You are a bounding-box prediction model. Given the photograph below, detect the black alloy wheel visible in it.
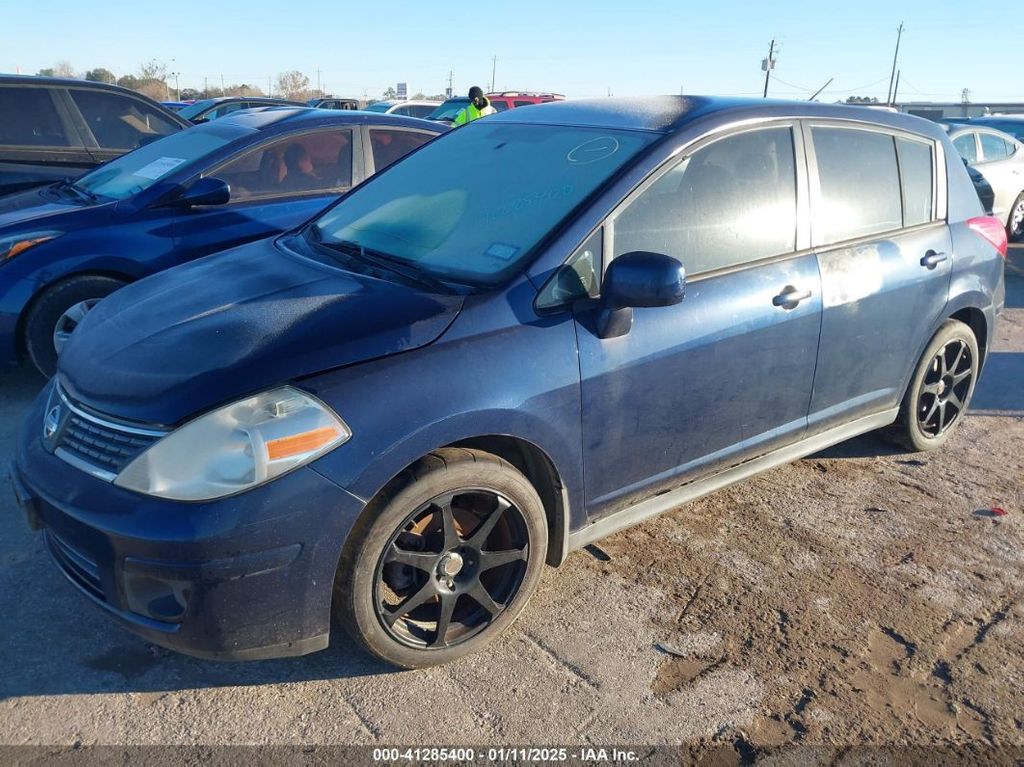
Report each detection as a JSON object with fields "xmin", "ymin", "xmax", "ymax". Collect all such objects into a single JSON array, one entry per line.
[
  {"xmin": 916, "ymin": 338, "xmax": 973, "ymax": 438},
  {"xmin": 374, "ymin": 489, "xmax": 529, "ymax": 649},
  {"xmin": 885, "ymin": 319, "xmax": 979, "ymax": 452},
  {"xmin": 336, "ymin": 447, "xmax": 548, "ymax": 668}
]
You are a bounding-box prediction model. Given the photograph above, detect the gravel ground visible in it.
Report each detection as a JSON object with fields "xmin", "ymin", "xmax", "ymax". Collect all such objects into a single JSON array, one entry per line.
[{"xmin": 0, "ymin": 247, "xmax": 1021, "ymax": 758}]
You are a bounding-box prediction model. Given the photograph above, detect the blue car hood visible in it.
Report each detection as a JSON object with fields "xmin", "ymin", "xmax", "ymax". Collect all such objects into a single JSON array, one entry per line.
[
  {"xmin": 59, "ymin": 238, "xmax": 464, "ymax": 425},
  {"xmin": 0, "ymin": 187, "xmax": 110, "ymax": 229}
]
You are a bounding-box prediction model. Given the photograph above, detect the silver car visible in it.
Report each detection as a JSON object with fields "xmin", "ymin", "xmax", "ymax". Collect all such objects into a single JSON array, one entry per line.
[{"xmin": 947, "ymin": 124, "xmax": 1024, "ymax": 239}]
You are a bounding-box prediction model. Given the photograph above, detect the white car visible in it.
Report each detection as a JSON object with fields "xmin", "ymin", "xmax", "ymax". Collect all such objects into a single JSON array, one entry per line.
[
  {"xmin": 363, "ymin": 99, "xmax": 441, "ymax": 119},
  {"xmin": 947, "ymin": 124, "xmax": 1024, "ymax": 240}
]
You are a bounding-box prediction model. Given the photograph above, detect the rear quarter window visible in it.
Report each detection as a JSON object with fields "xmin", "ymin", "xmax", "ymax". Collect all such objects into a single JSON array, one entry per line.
[{"xmin": 812, "ymin": 126, "xmax": 902, "ymax": 244}]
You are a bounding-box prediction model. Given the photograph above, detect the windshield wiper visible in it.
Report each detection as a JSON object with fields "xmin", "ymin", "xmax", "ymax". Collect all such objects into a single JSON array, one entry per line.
[
  {"xmin": 314, "ymin": 234, "xmax": 451, "ymax": 293},
  {"xmin": 55, "ymin": 179, "xmax": 99, "ymax": 204}
]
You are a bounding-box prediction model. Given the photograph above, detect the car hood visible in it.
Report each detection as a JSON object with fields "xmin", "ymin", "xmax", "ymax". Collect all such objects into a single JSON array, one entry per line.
[
  {"xmin": 0, "ymin": 186, "xmax": 109, "ymax": 230},
  {"xmin": 59, "ymin": 238, "xmax": 464, "ymax": 425}
]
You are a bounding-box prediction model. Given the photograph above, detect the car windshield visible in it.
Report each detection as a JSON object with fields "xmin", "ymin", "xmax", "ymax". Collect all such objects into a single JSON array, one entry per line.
[
  {"xmin": 310, "ymin": 123, "xmax": 656, "ymax": 286},
  {"xmin": 363, "ymin": 102, "xmax": 392, "ymax": 113},
  {"xmin": 74, "ymin": 125, "xmax": 242, "ymax": 201},
  {"xmin": 427, "ymin": 99, "xmax": 470, "ymax": 121}
]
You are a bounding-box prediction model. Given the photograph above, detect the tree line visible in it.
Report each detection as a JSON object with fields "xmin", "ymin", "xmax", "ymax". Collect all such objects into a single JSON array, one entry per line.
[{"xmin": 33, "ymin": 60, "xmax": 442, "ymax": 103}]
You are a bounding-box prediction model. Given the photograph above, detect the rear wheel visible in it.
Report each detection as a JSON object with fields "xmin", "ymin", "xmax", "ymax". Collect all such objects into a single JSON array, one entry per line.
[
  {"xmin": 335, "ymin": 448, "xmax": 547, "ymax": 668},
  {"xmin": 886, "ymin": 320, "xmax": 979, "ymax": 452},
  {"xmin": 24, "ymin": 276, "xmax": 126, "ymax": 377},
  {"xmin": 1008, "ymin": 191, "xmax": 1024, "ymax": 242}
]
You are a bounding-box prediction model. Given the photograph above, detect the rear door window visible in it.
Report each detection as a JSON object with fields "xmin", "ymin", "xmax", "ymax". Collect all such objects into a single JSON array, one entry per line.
[
  {"xmin": 896, "ymin": 137, "xmax": 934, "ymax": 227},
  {"xmin": 811, "ymin": 126, "xmax": 901, "ymax": 244},
  {"xmin": 952, "ymin": 133, "xmax": 978, "ymax": 164},
  {"xmin": 979, "ymin": 132, "xmax": 1010, "ymax": 162},
  {"xmin": 613, "ymin": 126, "xmax": 798, "ymax": 276},
  {"xmin": 69, "ymin": 89, "xmax": 180, "ymax": 150},
  {"xmin": 368, "ymin": 128, "xmax": 435, "ymax": 171},
  {"xmin": 0, "ymin": 86, "xmax": 76, "ymax": 147},
  {"xmin": 212, "ymin": 129, "xmax": 354, "ymax": 201}
]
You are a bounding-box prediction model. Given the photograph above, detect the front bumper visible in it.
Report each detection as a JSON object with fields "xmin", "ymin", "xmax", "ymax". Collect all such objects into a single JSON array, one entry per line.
[{"xmin": 13, "ymin": 387, "xmax": 367, "ymax": 660}]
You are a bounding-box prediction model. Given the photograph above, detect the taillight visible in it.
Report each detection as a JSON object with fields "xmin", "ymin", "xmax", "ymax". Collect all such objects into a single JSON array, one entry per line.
[{"xmin": 967, "ymin": 216, "xmax": 1008, "ymax": 259}]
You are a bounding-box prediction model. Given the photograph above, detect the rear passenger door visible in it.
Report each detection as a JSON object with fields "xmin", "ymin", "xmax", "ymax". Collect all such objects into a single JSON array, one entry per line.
[
  {"xmin": 805, "ymin": 122, "xmax": 952, "ymax": 432},
  {"xmin": 573, "ymin": 124, "xmax": 822, "ymax": 517}
]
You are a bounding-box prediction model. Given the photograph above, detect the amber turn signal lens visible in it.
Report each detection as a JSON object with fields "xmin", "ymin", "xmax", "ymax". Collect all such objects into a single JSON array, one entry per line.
[
  {"xmin": 5, "ymin": 236, "xmax": 56, "ymax": 260},
  {"xmin": 265, "ymin": 426, "xmax": 342, "ymax": 461}
]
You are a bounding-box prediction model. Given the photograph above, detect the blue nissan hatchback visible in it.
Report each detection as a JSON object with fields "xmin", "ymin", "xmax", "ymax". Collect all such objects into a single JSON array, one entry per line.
[
  {"xmin": 0, "ymin": 108, "xmax": 443, "ymax": 375},
  {"xmin": 14, "ymin": 97, "xmax": 1006, "ymax": 668}
]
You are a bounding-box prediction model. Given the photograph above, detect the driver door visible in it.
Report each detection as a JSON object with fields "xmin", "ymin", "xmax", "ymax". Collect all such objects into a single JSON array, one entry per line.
[{"xmin": 572, "ymin": 124, "xmax": 822, "ymax": 518}]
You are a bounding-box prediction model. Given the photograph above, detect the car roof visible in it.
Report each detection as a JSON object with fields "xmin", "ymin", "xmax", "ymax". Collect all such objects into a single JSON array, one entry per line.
[
  {"xmin": 0, "ymin": 73, "xmax": 130, "ymax": 92},
  {"xmin": 0, "ymin": 74, "xmax": 191, "ymax": 126},
  {"xmin": 972, "ymin": 115, "xmax": 1024, "ymax": 122},
  {"xmin": 214, "ymin": 106, "xmax": 447, "ymax": 132},
  {"xmin": 484, "ymin": 95, "xmax": 946, "ymax": 138}
]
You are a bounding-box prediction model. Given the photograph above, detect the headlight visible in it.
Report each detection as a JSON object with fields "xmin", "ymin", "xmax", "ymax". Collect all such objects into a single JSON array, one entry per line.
[
  {"xmin": 0, "ymin": 230, "xmax": 63, "ymax": 261},
  {"xmin": 114, "ymin": 387, "xmax": 351, "ymax": 501}
]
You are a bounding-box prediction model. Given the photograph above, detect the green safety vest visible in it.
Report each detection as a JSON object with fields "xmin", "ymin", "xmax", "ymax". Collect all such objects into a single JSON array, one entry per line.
[{"xmin": 453, "ymin": 99, "xmax": 490, "ymax": 126}]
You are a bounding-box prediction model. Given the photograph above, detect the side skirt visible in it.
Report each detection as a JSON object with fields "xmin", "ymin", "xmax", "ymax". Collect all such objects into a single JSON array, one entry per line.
[{"xmin": 566, "ymin": 408, "xmax": 899, "ymax": 552}]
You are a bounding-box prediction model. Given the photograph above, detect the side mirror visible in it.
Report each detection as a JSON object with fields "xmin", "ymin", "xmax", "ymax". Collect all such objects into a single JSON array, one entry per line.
[
  {"xmin": 596, "ymin": 251, "xmax": 686, "ymax": 339},
  {"xmin": 174, "ymin": 177, "xmax": 230, "ymax": 207}
]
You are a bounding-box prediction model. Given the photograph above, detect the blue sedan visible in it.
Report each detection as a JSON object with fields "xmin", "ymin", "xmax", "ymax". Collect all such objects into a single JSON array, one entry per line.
[{"xmin": 0, "ymin": 108, "xmax": 445, "ymax": 375}]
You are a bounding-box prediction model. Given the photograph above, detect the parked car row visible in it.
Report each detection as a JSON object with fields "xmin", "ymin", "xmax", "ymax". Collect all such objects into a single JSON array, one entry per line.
[
  {"xmin": 0, "ymin": 107, "xmax": 445, "ymax": 375},
  {"xmin": 0, "ymin": 75, "xmax": 190, "ymax": 196},
  {"xmin": 7, "ymin": 94, "xmax": 1006, "ymax": 671},
  {"xmin": 1, "ymin": 77, "xmax": 564, "ymax": 197}
]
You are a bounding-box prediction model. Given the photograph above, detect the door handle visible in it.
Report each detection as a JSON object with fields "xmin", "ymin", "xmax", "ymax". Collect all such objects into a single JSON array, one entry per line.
[
  {"xmin": 772, "ymin": 286, "xmax": 812, "ymax": 308},
  {"xmin": 920, "ymin": 250, "xmax": 948, "ymax": 269}
]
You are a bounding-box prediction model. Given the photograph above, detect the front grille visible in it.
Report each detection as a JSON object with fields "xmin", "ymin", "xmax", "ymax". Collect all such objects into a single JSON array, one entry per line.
[
  {"xmin": 46, "ymin": 531, "xmax": 105, "ymax": 602},
  {"xmin": 57, "ymin": 412, "xmax": 159, "ymax": 476},
  {"xmin": 49, "ymin": 385, "xmax": 166, "ymax": 480}
]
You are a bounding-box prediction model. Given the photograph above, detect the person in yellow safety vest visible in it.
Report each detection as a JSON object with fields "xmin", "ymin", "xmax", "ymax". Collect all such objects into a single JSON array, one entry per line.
[{"xmin": 453, "ymin": 86, "xmax": 496, "ymax": 126}]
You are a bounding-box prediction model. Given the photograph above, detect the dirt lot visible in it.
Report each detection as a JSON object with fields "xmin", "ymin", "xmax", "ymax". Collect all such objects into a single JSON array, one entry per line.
[{"xmin": 0, "ymin": 248, "xmax": 1021, "ymax": 759}]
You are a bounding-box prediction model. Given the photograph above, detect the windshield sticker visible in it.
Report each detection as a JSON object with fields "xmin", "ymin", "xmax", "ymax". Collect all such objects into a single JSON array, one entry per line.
[
  {"xmin": 485, "ymin": 243, "xmax": 520, "ymax": 261},
  {"xmin": 567, "ymin": 136, "xmax": 620, "ymax": 165},
  {"xmin": 133, "ymin": 157, "xmax": 187, "ymax": 180}
]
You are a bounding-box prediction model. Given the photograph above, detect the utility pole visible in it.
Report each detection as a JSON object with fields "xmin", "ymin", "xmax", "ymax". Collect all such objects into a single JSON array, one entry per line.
[
  {"xmin": 885, "ymin": 22, "xmax": 904, "ymax": 106},
  {"xmin": 490, "ymin": 56, "xmax": 497, "ymax": 93},
  {"xmin": 446, "ymin": 70, "xmax": 453, "ymax": 98},
  {"xmin": 808, "ymin": 77, "xmax": 833, "ymax": 101},
  {"xmin": 891, "ymin": 70, "xmax": 901, "ymax": 106},
  {"xmin": 761, "ymin": 39, "xmax": 776, "ymax": 98}
]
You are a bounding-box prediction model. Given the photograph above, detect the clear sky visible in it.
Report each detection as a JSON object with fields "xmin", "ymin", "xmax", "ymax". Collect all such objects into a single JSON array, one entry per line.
[{"xmin": 1, "ymin": 0, "xmax": 1017, "ymax": 103}]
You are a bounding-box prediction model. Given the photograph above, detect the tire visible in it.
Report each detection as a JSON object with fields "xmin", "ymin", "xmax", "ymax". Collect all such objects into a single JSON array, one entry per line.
[
  {"xmin": 885, "ymin": 319, "xmax": 979, "ymax": 452},
  {"xmin": 335, "ymin": 447, "xmax": 548, "ymax": 669},
  {"xmin": 23, "ymin": 276, "xmax": 126, "ymax": 377},
  {"xmin": 1007, "ymin": 190, "xmax": 1024, "ymax": 242}
]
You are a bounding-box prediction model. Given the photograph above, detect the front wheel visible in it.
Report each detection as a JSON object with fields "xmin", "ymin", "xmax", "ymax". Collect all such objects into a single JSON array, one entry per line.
[
  {"xmin": 23, "ymin": 276, "xmax": 126, "ymax": 377},
  {"xmin": 335, "ymin": 448, "xmax": 548, "ymax": 668},
  {"xmin": 886, "ymin": 319, "xmax": 979, "ymax": 452}
]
